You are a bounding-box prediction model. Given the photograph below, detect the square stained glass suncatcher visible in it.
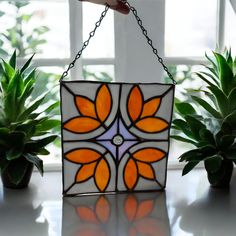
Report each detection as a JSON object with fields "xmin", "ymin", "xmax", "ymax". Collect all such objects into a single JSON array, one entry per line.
[{"xmin": 61, "ymin": 81, "xmax": 174, "ymax": 195}]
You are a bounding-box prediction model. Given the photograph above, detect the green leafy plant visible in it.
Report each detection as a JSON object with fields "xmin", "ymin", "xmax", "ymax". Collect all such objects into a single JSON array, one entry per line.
[
  {"xmin": 0, "ymin": 1, "xmax": 49, "ymax": 57},
  {"xmin": 83, "ymin": 68, "xmax": 113, "ymax": 82},
  {"xmin": 0, "ymin": 1, "xmax": 114, "ymax": 83},
  {"xmin": 0, "ymin": 51, "xmax": 59, "ymax": 186},
  {"xmin": 172, "ymin": 49, "xmax": 236, "ymax": 187}
]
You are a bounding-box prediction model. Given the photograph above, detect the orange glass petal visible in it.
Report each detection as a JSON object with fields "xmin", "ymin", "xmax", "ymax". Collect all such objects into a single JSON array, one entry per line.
[
  {"xmin": 137, "ymin": 161, "xmax": 155, "ymax": 180},
  {"xmin": 76, "ymin": 162, "xmax": 97, "ymax": 183},
  {"xmin": 124, "ymin": 195, "xmax": 138, "ymax": 221},
  {"xmin": 76, "ymin": 206, "xmax": 98, "ymax": 224},
  {"xmin": 64, "ymin": 117, "xmax": 101, "ymax": 133},
  {"xmin": 128, "ymin": 86, "xmax": 143, "ymax": 122},
  {"xmin": 95, "ymin": 196, "xmax": 110, "ymax": 223},
  {"xmin": 124, "ymin": 158, "xmax": 138, "ymax": 190},
  {"xmin": 94, "ymin": 159, "xmax": 110, "ymax": 192},
  {"xmin": 141, "ymin": 98, "xmax": 161, "ymax": 118},
  {"xmin": 133, "ymin": 148, "xmax": 166, "ymax": 163},
  {"xmin": 135, "ymin": 117, "xmax": 168, "ymax": 133},
  {"xmin": 66, "ymin": 149, "xmax": 101, "ymax": 164},
  {"xmin": 96, "ymin": 85, "xmax": 111, "ymax": 122},
  {"xmin": 76, "ymin": 96, "xmax": 97, "ymax": 118},
  {"xmin": 135, "ymin": 200, "xmax": 154, "ymax": 220}
]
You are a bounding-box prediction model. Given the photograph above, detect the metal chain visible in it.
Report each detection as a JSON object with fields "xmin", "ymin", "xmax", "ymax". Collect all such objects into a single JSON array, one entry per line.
[
  {"xmin": 59, "ymin": 5, "xmax": 110, "ymax": 82},
  {"xmin": 60, "ymin": 1, "xmax": 176, "ymax": 84},
  {"xmin": 121, "ymin": 0, "xmax": 176, "ymax": 84}
]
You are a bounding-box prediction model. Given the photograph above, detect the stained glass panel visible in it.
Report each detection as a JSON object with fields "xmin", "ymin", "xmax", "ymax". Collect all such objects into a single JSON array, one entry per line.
[{"xmin": 61, "ymin": 81, "xmax": 174, "ymax": 195}]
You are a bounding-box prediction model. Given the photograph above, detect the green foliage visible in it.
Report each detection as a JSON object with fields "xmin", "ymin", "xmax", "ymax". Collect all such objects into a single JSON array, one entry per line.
[
  {"xmin": 172, "ymin": 49, "xmax": 236, "ymax": 179},
  {"xmin": 83, "ymin": 69, "xmax": 113, "ymax": 82},
  {"xmin": 0, "ymin": 1, "xmax": 113, "ymax": 83},
  {"xmin": 0, "ymin": 1, "xmax": 49, "ymax": 57},
  {"xmin": 0, "ymin": 1, "xmax": 60, "ymax": 130},
  {"xmin": 0, "ymin": 52, "xmax": 59, "ymax": 184}
]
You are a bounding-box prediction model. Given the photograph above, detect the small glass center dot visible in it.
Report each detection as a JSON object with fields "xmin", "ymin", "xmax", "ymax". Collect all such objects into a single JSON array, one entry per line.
[{"xmin": 112, "ymin": 135, "xmax": 124, "ymax": 146}]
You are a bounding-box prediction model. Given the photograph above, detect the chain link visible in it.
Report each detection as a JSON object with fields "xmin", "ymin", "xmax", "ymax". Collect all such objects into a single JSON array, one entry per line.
[
  {"xmin": 60, "ymin": 1, "xmax": 176, "ymax": 84},
  {"xmin": 59, "ymin": 5, "xmax": 110, "ymax": 82}
]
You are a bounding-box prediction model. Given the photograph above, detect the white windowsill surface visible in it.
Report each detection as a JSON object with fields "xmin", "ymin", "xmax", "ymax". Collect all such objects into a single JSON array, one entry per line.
[{"xmin": 0, "ymin": 168, "xmax": 236, "ymax": 236}]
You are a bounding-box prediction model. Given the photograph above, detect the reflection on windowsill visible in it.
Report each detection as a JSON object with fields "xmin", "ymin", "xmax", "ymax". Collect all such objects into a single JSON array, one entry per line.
[
  {"xmin": 168, "ymin": 170, "xmax": 236, "ymax": 236},
  {"xmin": 0, "ymin": 188, "xmax": 49, "ymax": 236},
  {"xmin": 62, "ymin": 192, "xmax": 170, "ymax": 236}
]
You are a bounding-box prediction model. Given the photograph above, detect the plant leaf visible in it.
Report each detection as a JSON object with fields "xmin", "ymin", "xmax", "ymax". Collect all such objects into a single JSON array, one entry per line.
[
  {"xmin": 219, "ymin": 135, "xmax": 235, "ymax": 148},
  {"xmin": 2, "ymin": 59, "xmax": 15, "ymax": 79},
  {"xmin": 199, "ymin": 129, "xmax": 215, "ymax": 145},
  {"xmin": 24, "ymin": 153, "xmax": 43, "ymax": 176},
  {"xmin": 195, "ymin": 72, "xmax": 215, "ymax": 87},
  {"xmin": 43, "ymin": 101, "xmax": 60, "ymax": 114},
  {"xmin": 200, "ymin": 71, "xmax": 219, "ymax": 86},
  {"xmin": 20, "ymin": 54, "xmax": 34, "ymax": 73},
  {"xmin": 191, "ymin": 96, "xmax": 221, "ymax": 119},
  {"xmin": 175, "ymin": 102, "xmax": 196, "ymax": 116},
  {"xmin": 228, "ymin": 87, "xmax": 236, "ymax": 111},
  {"xmin": 182, "ymin": 161, "xmax": 200, "ymax": 176},
  {"xmin": 214, "ymin": 52, "xmax": 235, "ymax": 95},
  {"xmin": 207, "ymin": 85, "xmax": 229, "ymax": 116},
  {"xmin": 25, "ymin": 135, "xmax": 57, "ymax": 153},
  {"xmin": 179, "ymin": 149, "xmax": 203, "ymax": 162},
  {"xmin": 36, "ymin": 119, "xmax": 60, "ymax": 132},
  {"xmin": 17, "ymin": 94, "xmax": 46, "ymax": 121},
  {"xmin": 224, "ymin": 110, "xmax": 236, "ymax": 128},
  {"xmin": 226, "ymin": 48, "xmax": 233, "ymax": 69},
  {"xmin": 171, "ymin": 135, "xmax": 197, "ymax": 145},
  {"xmin": 6, "ymin": 148, "xmax": 23, "ymax": 161},
  {"xmin": 9, "ymin": 50, "xmax": 17, "ymax": 69},
  {"xmin": 172, "ymin": 119, "xmax": 194, "ymax": 138},
  {"xmin": 185, "ymin": 115, "xmax": 206, "ymax": 140},
  {"xmin": 224, "ymin": 147, "xmax": 236, "ymax": 160},
  {"xmin": 205, "ymin": 52, "xmax": 217, "ymax": 70},
  {"xmin": 221, "ymin": 122, "xmax": 232, "ymax": 135}
]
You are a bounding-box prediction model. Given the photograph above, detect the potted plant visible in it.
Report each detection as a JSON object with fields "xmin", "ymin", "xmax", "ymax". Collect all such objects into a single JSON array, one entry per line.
[
  {"xmin": 172, "ymin": 49, "xmax": 236, "ymax": 188},
  {"xmin": 0, "ymin": 51, "xmax": 59, "ymax": 188}
]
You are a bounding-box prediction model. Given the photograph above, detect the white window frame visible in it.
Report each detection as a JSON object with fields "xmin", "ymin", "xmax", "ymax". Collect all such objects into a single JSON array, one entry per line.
[{"xmin": 13, "ymin": 0, "xmax": 231, "ymax": 171}]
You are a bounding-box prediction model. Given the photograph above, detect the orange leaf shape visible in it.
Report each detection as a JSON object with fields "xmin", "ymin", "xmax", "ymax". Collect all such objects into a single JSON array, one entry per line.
[
  {"xmin": 133, "ymin": 148, "xmax": 166, "ymax": 163},
  {"xmin": 96, "ymin": 85, "xmax": 111, "ymax": 122},
  {"xmin": 135, "ymin": 117, "xmax": 168, "ymax": 133},
  {"xmin": 94, "ymin": 159, "xmax": 110, "ymax": 192},
  {"xmin": 76, "ymin": 206, "xmax": 98, "ymax": 224},
  {"xmin": 124, "ymin": 158, "xmax": 138, "ymax": 190},
  {"xmin": 95, "ymin": 196, "xmax": 110, "ymax": 223},
  {"xmin": 141, "ymin": 97, "xmax": 161, "ymax": 118},
  {"xmin": 128, "ymin": 86, "xmax": 143, "ymax": 122},
  {"xmin": 64, "ymin": 117, "xmax": 101, "ymax": 133},
  {"xmin": 135, "ymin": 200, "xmax": 154, "ymax": 220},
  {"xmin": 76, "ymin": 96, "xmax": 97, "ymax": 119},
  {"xmin": 136, "ymin": 161, "xmax": 155, "ymax": 180},
  {"xmin": 124, "ymin": 195, "xmax": 138, "ymax": 221},
  {"xmin": 66, "ymin": 149, "xmax": 101, "ymax": 164},
  {"xmin": 76, "ymin": 162, "xmax": 97, "ymax": 183}
]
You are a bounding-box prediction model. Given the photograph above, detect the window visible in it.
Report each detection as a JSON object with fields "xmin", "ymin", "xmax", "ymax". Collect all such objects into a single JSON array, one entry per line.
[{"xmin": 0, "ymin": 0, "xmax": 235, "ymax": 169}]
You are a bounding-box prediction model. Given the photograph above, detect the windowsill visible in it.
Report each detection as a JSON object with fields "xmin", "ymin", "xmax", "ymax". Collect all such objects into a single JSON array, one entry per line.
[{"xmin": 1, "ymin": 169, "xmax": 236, "ymax": 236}]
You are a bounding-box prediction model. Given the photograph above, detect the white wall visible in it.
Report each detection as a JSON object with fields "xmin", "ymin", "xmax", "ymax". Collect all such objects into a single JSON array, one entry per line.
[{"xmin": 114, "ymin": 0, "xmax": 166, "ymax": 83}]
